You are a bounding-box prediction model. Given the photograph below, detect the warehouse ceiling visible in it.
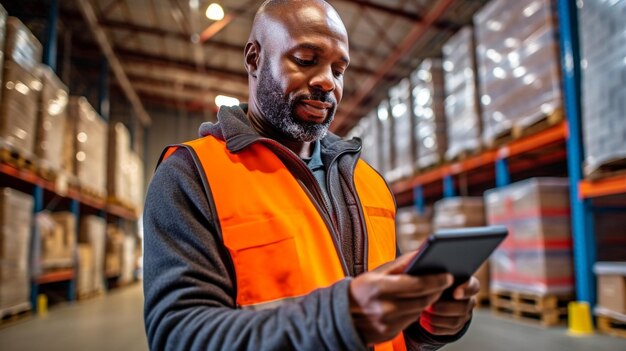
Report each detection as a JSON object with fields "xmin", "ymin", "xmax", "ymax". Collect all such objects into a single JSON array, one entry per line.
[{"xmin": 7, "ymin": 0, "xmax": 489, "ymax": 135}]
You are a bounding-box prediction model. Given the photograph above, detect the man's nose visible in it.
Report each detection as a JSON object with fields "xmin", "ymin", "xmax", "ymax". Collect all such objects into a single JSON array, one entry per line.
[{"xmin": 309, "ymin": 66, "xmax": 335, "ymax": 93}]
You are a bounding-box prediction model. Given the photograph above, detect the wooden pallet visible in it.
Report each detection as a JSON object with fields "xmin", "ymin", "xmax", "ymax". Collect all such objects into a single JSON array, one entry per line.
[
  {"xmin": 511, "ymin": 109, "xmax": 564, "ymax": 140},
  {"xmin": 447, "ymin": 147, "xmax": 483, "ymax": 163},
  {"xmin": 597, "ymin": 315, "xmax": 626, "ymax": 339},
  {"xmin": 0, "ymin": 302, "xmax": 32, "ymax": 324},
  {"xmin": 586, "ymin": 159, "xmax": 626, "ymax": 181},
  {"xmin": 475, "ymin": 295, "xmax": 491, "ymax": 309},
  {"xmin": 484, "ymin": 127, "xmax": 514, "ymax": 149},
  {"xmin": 0, "ymin": 147, "xmax": 36, "ymax": 172},
  {"xmin": 79, "ymin": 185, "xmax": 106, "ymax": 203},
  {"xmin": 490, "ymin": 290, "xmax": 572, "ymax": 327}
]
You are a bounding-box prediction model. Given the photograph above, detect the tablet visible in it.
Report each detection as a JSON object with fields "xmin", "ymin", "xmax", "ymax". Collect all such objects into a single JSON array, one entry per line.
[{"xmin": 403, "ymin": 226, "xmax": 508, "ymax": 297}]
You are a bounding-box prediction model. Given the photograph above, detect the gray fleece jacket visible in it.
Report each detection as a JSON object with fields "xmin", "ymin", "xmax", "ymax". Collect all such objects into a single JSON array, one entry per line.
[{"xmin": 143, "ymin": 105, "xmax": 468, "ymax": 350}]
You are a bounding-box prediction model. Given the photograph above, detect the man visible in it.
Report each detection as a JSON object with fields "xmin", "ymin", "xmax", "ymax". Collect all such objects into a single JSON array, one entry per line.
[{"xmin": 143, "ymin": 0, "xmax": 478, "ymax": 350}]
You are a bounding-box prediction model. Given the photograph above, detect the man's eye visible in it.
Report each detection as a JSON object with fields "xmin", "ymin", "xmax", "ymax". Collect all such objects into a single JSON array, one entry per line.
[
  {"xmin": 294, "ymin": 57, "xmax": 315, "ymax": 66},
  {"xmin": 333, "ymin": 70, "xmax": 345, "ymax": 78}
]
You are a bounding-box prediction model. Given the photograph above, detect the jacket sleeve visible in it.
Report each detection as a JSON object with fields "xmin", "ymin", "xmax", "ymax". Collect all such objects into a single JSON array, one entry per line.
[{"xmin": 143, "ymin": 149, "xmax": 366, "ymax": 351}]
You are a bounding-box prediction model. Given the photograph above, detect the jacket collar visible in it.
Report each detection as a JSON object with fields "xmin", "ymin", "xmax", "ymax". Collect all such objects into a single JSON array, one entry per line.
[{"xmin": 198, "ymin": 104, "xmax": 362, "ymax": 159}]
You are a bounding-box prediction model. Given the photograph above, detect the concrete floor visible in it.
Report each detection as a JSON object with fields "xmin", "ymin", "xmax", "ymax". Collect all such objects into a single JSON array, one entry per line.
[{"xmin": 1, "ymin": 284, "xmax": 625, "ymax": 350}]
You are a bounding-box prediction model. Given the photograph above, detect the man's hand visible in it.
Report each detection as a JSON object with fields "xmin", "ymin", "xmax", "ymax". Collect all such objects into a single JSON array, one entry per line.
[
  {"xmin": 419, "ymin": 277, "xmax": 479, "ymax": 336},
  {"xmin": 348, "ymin": 252, "xmax": 453, "ymax": 345}
]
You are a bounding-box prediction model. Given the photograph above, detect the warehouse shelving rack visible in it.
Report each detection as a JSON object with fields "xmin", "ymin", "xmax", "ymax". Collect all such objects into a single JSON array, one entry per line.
[
  {"xmin": 0, "ymin": 161, "xmax": 139, "ymax": 311},
  {"xmin": 389, "ymin": 0, "xmax": 623, "ymax": 309}
]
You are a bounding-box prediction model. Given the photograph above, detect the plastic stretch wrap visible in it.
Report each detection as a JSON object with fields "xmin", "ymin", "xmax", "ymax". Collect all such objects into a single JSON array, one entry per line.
[
  {"xmin": 442, "ymin": 27, "xmax": 481, "ymax": 160},
  {"xmin": 411, "ymin": 59, "xmax": 447, "ymax": 170},
  {"xmin": 475, "ymin": 0, "xmax": 562, "ymax": 144},
  {"xmin": 0, "ymin": 188, "xmax": 33, "ymax": 310},
  {"xmin": 485, "ymin": 178, "xmax": 573, "ymax": 294},
  {"xmin": 579, "ymin": 0, "xmax": 626, "ymax": 175},
  {"xmin": 389, "ymin": 79, "xmax": 414, "ymax": 181},
  {"xmin": 36, "ymin": 65, "xmax": 68, "ymax": 172}
]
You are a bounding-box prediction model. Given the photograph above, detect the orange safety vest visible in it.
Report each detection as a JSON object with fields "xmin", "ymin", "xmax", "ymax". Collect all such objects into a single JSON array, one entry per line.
[{"xmin": 161, "ymin": 136, "xmax": 406, "ymax": 351}]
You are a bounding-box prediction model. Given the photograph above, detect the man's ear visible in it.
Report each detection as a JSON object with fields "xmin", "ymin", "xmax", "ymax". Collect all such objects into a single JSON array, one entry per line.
[{"xmin": 244, "ymin": 41, "xmax": 260, "ymax": 78}]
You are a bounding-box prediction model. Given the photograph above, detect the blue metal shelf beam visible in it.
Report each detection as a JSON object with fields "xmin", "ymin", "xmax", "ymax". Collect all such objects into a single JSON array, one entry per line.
[
  {"xmin": 558, "ymin": 0, "xmax": 596, "ymax": 305},
  {"xmin": 43, "ymin": 0, "xmax": 58, "ymax": 71}
]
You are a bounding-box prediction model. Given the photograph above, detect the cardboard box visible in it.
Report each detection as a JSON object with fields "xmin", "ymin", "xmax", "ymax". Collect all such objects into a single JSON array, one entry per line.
[
  {"xmin": 594, "ymin": 262, "xmax": 626, "ymax": 314},
  {"xmin": 77, "ymin": 244, "xmax": 94, "ymax": 296},
  {"xmin": 396, "ymin": 207, "xmax": 432, "ymax": 254},
  {"xmin": 0, "ymin": 61, "xmax": 41, "ymax": 156},
  {"xmin": 67, "ymin": 97, "xmax": 108, "ymax": 195},
  {"xmin": 0, "ymin": 5, "xmax": 8, "ymax": 107},
  {"xmin": 36, "ymin": 65, "xmax": 68, "ymax": 172},
  {"xmin": 433, "ymin": 197, "xmax": 486, "ymax": 230},
  {"xmin": 4, "ymin": 17, "xmax": 42, "ymax": 72},
  {"xmin": 80, "ymin": 215, "xmax": 106, "ymax": 292},
  {"xmin": 107, "ymin": 122, "xmax": 130, "ymax": 202},
  {"xmin": 105, "ymin": 225, "xmax": 124, "ymax": 277},
  {"xmin": 0, "ymin": 188, "xmax": 33, "ymax": 309},
  {"xmin": 485, "ymin": 178, "xmax": 574, "ymax": 294}
]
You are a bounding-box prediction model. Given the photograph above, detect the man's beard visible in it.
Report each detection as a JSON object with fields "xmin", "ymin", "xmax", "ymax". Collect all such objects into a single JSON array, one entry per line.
[{"xmin": 256, "ymin": 63, "xmax": 337, "ymax": 142}]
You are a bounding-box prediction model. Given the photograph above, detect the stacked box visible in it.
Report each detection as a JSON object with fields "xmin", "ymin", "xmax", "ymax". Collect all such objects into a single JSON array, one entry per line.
[
  {"xmin": 432, "ymin": 197, "xmax": 489, "ymax": 299},
  {"xmin": 66, "ymin": 97, "xmax": 108, "ymax": 196},
  {"xmin": 0, "ymin": 17, "xmax": 43, "ymax": 157},
  {"xmin": 594, "ymin": 262, "xmax": 626, "ymax": 315},
  {"xmin": 0, "ymin": 188, "xmax": 33, "ymax": 310},
  {"xmin": 475, "ymin": 0, "xmax": 562, "ymax": 144},
  {"xmin": 77, "ymin": 244, "xmax": 94, "ymax": 296},
  {"xmin": 389, "ymin": 79, "xmax": 414, "ymax": 181},
  {"xmin": 347, "ymin": 111, "xmax": 380, "ymax": 171},
  {"xmin": 107, "ymin": 122, "xmax": 130, "ymax": 202},
  {"xmin": 35, "ymin": 65, "xmax": 68, "ymax": 172},
  {"xmin": 105, "ymin": 225, "xmax": 124, "ymax": 277},
  {"xmin": 128, "ymin": 152, "xmax": 145, "ymax": 210},
  {"xmin": 35, "ymin": 211, "xmax": 75, "ymax": 270},
  {"xmin": 485, "ymin": 178, "xmax": 573, "ymax": 294},
  {"xmin": 579, "ymin": 0, "xmax": 626, "ymax": 176},
  {"xmin": 377, "ymin": 100, "xmax": 394, "ymax": 180},
  {"xmin": 411, "ymin": 59, "xmax": 447, "ymax": 170},
  {"xmin": 442, "ymin": 27, "xmax": 481, "ymax": 160},
  {"xmin": 0, "ymin": 5, "xmax": 7, "ymax": 105},
  {"xmin": 433, "ymin": 197, "xmax": 486, "ymax": 230},
  {"xmin": 120, "ymin": 234, "xmax": 137, "ymax": 284},
  {"xmin": 396, "ymin": 207, "xmax": 432, "ymax": 254},
  {"xmin": 79, "ymin": 215, "xmax": 106, "ymax": 293}
]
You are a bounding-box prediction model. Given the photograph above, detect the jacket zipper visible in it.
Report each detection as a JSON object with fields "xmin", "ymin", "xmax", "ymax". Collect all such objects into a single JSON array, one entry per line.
[{"xmin": 256, "ymin": 138, "xmax": 350, "ymax": 276}]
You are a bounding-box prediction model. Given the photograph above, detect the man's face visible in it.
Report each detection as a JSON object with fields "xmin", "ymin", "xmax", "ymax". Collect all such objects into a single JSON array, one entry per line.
[{"xmin": 253, "ymin": 5, "xmax": 350, "ymax": 142}]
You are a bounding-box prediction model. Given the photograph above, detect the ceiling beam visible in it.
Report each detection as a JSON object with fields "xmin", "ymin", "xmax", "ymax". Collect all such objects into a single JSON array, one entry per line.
[
  {"xmin": 199, "ymin": 0, "xmax": 258, "ymax": 42},
  {"xmin": 331, "ymin": 0, "xmax": 455, "ymax": 135},
  {"xmin": 335, "ymin": 0, "xmax": 459, "ymax": 31},
  {"xmin": 76, "ymin": 0, "xmax": 151, "ymax": 126}
]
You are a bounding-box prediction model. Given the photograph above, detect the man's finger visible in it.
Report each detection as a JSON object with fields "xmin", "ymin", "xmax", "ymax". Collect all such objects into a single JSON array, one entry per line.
[
  {"xmin": 374, "ymin": 273, "xmax": 453, "ymax": 297},
  {"xmin": 427, "ymin": 298, "xmax": 476, "ymax": 317},
  {"xmin": 453, "ymin": 276, "xmax": 480, "ymax": 300}
]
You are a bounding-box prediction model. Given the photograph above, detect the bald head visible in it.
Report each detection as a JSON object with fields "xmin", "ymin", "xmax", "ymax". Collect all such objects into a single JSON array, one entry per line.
[
  {"xmin": 243, "ymin": 0, "xmax": 350, "ymax": 142},
  {"xmin": 249, "ymin": 0, "xmax": 347, "ymax": 48}
]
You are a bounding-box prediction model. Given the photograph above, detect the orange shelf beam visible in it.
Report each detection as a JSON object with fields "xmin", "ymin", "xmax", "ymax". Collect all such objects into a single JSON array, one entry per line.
[
  {"xmin": 579, "ymin": 175, "xmax": 626, "ymax": 199},
  {"xmin": 390, "ymin": 121, "xmax": 568, "ymax": 196},
  {"xmin": 36, "ymin": 269, "xmax": 74, "ymax": 285}
]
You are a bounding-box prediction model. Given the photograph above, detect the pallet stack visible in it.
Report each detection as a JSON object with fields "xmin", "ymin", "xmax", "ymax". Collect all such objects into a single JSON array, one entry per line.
[
  {"xmin": 65, "ymin": 97, "xmax": 108, "ymax": 199},
  {"xmin": 474, "ymin": 0, "xmax": 562, "ymax": 147},
  {"xmin": 411, "ymin": 59, "xmax": 447, "ymax": 170},
  {"xmin": 389, "ymin": 79, "xmax": 414, "ymax": 182},
  {"xmin": 485, "ymin": 178, "xmax": 574, "ymax": 325},
  {"xmin": 35, "ymin": 65, "xmax": 68, "ymax": 177},
  {"xmin": 77, "ymin": 215, "xmax": 106, "ymax": 297},
  {"xmin": 0, "ymin": 17, "xmax": 42, "ymax": 162},
  {"xmin": 377, "ymin": 100, "xmax": 394, "ymax": 180},
  {"xmin": 579, "ymin": 0, "xmax": 626, "ymax": 177},
  {"xmin": 594, "ymin": 262, "xmax": 626, "ymax": 338},
  {"xmin": 0, "ymin": 188, "xmax": 34, "ymax": 318},
  {"xmin": 34, "ymin": 211, "xmax": 76, "ymax": 276},
  {"xmin": 395, "ymin": 207, "xmax": 432, "ymax": 254},
  {"xmin": 442, "ymin": 26, "xmax": 482, "ymax": 161}
]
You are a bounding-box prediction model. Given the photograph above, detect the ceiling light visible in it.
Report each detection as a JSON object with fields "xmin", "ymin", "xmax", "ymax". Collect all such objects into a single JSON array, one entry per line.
[
  {"xmin": 206, "ymin": 3, "xmax": 224, "ymax": 21},
  {"xmin": 215, "ymin": 95, "xmax": 239, "ymax": 107}
]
